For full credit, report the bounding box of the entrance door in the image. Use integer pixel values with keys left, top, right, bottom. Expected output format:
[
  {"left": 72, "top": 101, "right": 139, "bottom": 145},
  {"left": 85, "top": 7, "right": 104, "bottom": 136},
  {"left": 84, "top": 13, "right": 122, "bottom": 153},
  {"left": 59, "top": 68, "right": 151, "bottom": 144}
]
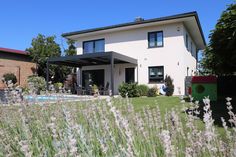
[
  {"left": 82, "top": 69, "right": 104, "bottom": 89},
  {"left": 125, "top": 68, "right": 135, "bottom": 83}
]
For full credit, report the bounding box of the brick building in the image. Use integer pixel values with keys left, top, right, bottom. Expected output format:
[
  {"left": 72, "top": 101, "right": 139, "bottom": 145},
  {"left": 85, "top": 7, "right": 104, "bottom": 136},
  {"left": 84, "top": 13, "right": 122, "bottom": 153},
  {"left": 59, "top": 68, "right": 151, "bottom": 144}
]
[{"left": 0, "top": 47, "right": 36, "bottom": 89}]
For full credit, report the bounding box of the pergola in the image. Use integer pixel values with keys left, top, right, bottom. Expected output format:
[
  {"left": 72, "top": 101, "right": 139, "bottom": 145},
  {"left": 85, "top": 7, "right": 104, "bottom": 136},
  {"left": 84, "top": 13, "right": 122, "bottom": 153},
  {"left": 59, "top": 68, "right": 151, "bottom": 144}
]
[{"left": 47, "top": 51, "right": 137, "bottom": 95}]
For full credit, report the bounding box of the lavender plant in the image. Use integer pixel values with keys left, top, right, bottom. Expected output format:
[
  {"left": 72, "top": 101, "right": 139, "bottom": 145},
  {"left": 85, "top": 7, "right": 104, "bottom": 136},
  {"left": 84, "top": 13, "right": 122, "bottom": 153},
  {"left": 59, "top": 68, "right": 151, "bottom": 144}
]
[{"left": 0, "top": 93, "right": 235, "bottom": 156}]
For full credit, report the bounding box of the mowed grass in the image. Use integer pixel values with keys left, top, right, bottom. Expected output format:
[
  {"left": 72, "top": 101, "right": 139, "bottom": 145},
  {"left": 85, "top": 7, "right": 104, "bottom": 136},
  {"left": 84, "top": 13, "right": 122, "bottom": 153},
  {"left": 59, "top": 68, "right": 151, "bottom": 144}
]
[
  {"left": 130, "top": 96, "right": 182, "bottom": 112},
  {"left": 113, "top": 96, "right": 204, "bottom": 129},
  {"left": 129, "top": 96, "right": 227, "bottom": 136},
  {"left": 129, "top": 96, "right": 199, "bottom": 123}
]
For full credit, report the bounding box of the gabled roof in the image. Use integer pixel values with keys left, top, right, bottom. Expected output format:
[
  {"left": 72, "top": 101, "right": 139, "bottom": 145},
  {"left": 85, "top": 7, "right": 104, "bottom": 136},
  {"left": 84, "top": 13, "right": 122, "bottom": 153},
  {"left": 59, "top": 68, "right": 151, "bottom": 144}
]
[
  {"left": 0, "top": 47, "right": 29, "bottom": 55},
  {"left": 62, "top": 11, "right": 206, "bottom": 49}
]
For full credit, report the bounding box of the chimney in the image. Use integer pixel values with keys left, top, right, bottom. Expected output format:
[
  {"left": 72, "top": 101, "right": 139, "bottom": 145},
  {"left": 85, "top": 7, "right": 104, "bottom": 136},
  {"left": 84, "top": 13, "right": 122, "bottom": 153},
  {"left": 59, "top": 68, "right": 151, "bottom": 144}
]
[{"left": 134, "top": 16, "right": 144, "bottom": 22}]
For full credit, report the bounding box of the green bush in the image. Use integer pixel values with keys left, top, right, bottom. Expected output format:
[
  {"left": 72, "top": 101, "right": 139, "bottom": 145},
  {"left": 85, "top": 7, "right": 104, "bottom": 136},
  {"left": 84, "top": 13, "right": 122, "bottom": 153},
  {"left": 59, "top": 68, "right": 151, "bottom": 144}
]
[
  {"left": 22, "top": 87, "right": 30, "bottom": 94},
  {"left": 147, "top": 87, "right": 158, "bottom": 97},
  {"left": 3, "top": 73, "right": 17, "bottom": 84},
  {"left": 118, "top": 82, "right": 139, "bottom": 97},
  {"left": 54, "top": 82, "right": 63, "bottom": 92},
  {"left": 92, "top": 84, "right": 98, "bottom": 93},
  {"left": 183, "top": 96, "right": 191, "bottom": 102},
  {"left": 27, "top": 75, "right": 46, "bottom": 94},
  {"left": 137, "top": 84, "right": 149, "bottom": 96},
  {"left": 165, "top": 75, "right": 174, "bottom": 96}
]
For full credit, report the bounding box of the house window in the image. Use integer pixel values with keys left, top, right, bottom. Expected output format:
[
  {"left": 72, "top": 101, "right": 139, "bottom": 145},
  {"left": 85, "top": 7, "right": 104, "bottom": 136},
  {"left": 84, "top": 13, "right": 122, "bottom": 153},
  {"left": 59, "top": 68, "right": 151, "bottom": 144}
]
[
  {"left": 148, "top": 31, "right": 163, "bottom": 48},
  {"left": 185, "top": 34, "right": 189, "bottom": 50},
  {"left": 148, "top": 66, "right": 164, "bottom": 83},
  {"left": 83, "top": 39, "right": 105, "bottom": 54}
]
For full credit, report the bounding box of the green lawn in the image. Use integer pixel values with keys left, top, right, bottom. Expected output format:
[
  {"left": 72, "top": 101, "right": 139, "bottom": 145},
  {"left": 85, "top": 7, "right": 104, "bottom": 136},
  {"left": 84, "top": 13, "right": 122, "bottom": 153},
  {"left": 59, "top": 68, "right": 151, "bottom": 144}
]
[
  {"left": 113, "top": 96, "right": 199, "bottom": 128},
  {"left": 130, "top": 96, "right": 183, "bottom": 112},
  {"left": 128, "top": 96, "right": 227, "bottom": 137},
  {"left": 129, "top": 96, "right": 196, "bottom": 123}
]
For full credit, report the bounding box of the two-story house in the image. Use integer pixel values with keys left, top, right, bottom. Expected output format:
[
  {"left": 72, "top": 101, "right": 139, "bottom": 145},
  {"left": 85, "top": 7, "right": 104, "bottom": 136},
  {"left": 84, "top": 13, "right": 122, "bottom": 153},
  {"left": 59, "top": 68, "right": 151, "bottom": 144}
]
[{"left": 48, "top": 12, "right": 205, "bottom": 95}]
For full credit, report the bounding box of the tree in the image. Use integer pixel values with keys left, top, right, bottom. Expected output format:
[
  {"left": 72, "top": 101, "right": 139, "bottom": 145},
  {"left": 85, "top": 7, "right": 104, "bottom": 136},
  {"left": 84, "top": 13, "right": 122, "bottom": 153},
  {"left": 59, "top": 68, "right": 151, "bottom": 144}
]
[
  {"left": 63, "top": 39, "right": 77, "bottom": 74},
  {"left": 201, "top": 3, "right": 236, "bottom": 75},
  {"left": 64, "top": 39, "right": 76, "bottom": 56},
  {"left": 164, "top": 75, "right": 174, "bottom": 96},
  {"left": 26, "top": 34, "right": 71, "bottom": 83},
  {"left": 3, "top": 73, "right": 17, "bottom": 84}
]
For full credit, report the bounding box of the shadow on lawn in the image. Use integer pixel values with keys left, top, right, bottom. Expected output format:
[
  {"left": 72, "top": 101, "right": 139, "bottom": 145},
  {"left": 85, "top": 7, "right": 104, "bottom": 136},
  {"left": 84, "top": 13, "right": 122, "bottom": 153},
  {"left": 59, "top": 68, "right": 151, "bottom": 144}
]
[{"left": 196, "top": 96, "right": 236, "bottom": 127}]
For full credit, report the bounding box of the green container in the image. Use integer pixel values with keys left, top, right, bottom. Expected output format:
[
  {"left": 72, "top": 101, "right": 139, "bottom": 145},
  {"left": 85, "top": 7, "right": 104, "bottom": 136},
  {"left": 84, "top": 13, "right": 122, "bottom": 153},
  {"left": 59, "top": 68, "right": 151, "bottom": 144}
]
[
  {"left": 191, "top": 83, "right": 217, "bottom": 101},
  {"left": 191, "top": 76, "right": 217, "bottom": 101}
]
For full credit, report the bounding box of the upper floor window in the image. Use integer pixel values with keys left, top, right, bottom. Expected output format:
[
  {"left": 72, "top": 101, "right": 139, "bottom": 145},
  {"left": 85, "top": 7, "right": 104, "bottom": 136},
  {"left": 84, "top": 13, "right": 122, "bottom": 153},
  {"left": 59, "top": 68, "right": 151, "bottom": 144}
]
[
  {"left": 185, "top": 34, "right": 189, "bottom": 50},
  {"left": 83, "top": 39, "right": 105, "bottom": 54},
  {"left": 148, "top": 31, "right": 163, "bottom": 48},
  {"left": 148, "top": 66, "right": 164, "bottom": 83}
]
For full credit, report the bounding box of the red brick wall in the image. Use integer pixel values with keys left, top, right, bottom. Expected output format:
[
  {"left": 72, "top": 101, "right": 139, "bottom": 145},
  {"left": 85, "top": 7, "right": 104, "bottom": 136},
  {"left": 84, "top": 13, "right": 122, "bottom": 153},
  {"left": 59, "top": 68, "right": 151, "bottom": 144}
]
[{"left": 0, "top": 54, "right": 36, "bottom": 89}]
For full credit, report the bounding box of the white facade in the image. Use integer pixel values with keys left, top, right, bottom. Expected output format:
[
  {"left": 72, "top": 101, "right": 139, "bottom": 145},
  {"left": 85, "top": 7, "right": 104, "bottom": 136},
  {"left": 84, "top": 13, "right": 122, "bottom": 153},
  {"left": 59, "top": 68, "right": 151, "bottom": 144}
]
[{"left": 65, "top": 13, "right": 205, "bottom": 95}]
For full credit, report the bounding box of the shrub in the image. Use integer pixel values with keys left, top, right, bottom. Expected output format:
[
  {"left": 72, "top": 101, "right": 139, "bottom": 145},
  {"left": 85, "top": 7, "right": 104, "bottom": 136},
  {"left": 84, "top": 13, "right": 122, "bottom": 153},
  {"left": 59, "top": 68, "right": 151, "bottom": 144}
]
[
  {"left": 183, "top": 95, "right": 191, "bottom": 102},
  {"left": 118, "top": 82, "right": 139, "bottom": 97},
  {"left": 22, "top": 87, "right": 30, "bottom": 93},
  {"left": 3, "top": 73, "right": 17, "bottom": 84},
  {"left": 92, "top": 84, "right": 98, "bottom": 93},
  {"left": 165, "top": 75, "right": 174, "bottom": 96},
  {"left": 137, "top": 84, "right": 149, "bottom": 96},
  {"left": 147, "top": 87, "right": 158, "bottom": 97},
  {"left": 27, "top": 75, "right": 46, "bottom": 94},
  {"left": 54, "top": 82, "right": 63, "bottom": 92}
]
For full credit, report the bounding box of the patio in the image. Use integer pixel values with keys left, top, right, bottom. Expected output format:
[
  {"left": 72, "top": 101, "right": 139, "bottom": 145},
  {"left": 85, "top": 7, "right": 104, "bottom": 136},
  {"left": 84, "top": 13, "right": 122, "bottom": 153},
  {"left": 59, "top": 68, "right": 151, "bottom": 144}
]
[{"left": 47, "top": 51, "right": 137, "bottom": 95}]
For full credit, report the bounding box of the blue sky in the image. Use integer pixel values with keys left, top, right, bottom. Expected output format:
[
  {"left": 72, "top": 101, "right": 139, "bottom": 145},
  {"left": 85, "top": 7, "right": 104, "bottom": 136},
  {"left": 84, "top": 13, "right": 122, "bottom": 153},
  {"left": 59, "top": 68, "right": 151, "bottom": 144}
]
[{"left": 0, "top": 0, "right": 233, "bottom": 52}]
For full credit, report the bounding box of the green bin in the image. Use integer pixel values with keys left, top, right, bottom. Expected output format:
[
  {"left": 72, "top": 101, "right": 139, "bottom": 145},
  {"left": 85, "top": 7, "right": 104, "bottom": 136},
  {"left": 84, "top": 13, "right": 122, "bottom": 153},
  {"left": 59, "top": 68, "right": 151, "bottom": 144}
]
[{"left": 191, "top": 76, "right": 217, "bottom": 101}]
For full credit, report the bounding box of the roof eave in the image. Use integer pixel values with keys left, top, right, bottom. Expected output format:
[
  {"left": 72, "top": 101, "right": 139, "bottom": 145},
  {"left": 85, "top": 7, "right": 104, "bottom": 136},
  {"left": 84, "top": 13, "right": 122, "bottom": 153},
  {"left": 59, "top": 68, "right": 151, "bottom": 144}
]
[
  {"left": 193, "top": 13, "right": 206, "bottom": 47},
  {"left": 0, "top": 47, "right": 29, "bottom": 55},
  {"left": 62, "top": 12, "right": 199, "bottom": 37},
  {"left": 62, "top": 11, "right": 206, "bottom": 49}
]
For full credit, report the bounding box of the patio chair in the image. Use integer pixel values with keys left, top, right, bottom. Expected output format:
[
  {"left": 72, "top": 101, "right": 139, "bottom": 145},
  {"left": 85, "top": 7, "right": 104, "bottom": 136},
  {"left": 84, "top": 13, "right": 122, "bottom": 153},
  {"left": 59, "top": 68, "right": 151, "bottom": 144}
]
[
  {"left": 74, "top": 83, "right": 86, "bottom": 95},
  {"left": 79, "top": 86, "right": 88, "bottom": 95},
  {"left": 99, "top": 82, "right": 110, "bottom": 95},
  {"left": 85, "top": 85, "right": 93, "bottom": 95}
]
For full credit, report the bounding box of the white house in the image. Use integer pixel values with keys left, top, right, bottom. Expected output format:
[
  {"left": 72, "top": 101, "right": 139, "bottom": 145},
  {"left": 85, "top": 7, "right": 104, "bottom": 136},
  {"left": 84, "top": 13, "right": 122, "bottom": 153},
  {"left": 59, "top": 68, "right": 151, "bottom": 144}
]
[{"left": 48, "top": 12, "right": 205, "bottom": 95}]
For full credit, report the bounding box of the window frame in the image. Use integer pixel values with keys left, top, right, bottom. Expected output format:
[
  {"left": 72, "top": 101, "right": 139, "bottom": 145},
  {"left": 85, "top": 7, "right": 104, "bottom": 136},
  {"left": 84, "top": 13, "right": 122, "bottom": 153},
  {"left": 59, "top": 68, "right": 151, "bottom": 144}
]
[
  {"left": 148, "top": 66, "right": 164, "bottom": 84},
  {"left": 148, "top": 31, "right": 164, "bottom": 48},
  {"left": 83, "top": 38, "right": 105, "bottom": 54}
]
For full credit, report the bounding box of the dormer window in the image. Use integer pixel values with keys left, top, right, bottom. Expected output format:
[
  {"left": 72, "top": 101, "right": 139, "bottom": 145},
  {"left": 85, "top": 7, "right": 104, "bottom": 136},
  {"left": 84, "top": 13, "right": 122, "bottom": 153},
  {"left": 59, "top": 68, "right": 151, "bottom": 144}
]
[
  {"left": 148, "top": 31, "right": 163, "bottom": 48},
  {"left": 83, "top": 39, "right": 105, "bottom": 54}
]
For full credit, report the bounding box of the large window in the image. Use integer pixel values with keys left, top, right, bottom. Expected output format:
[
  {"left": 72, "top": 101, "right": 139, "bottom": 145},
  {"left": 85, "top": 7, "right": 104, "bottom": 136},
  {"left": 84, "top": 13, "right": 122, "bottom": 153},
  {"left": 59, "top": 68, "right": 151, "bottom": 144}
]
[
  {"left": 148, "top": 66, "right": 164, "bottom": 83},
  {"left": 83, "top": 39, "right": 105, "bottom": 54},
  {"left": 148, "top": 31, "right": 163, "bottom": 48}
]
